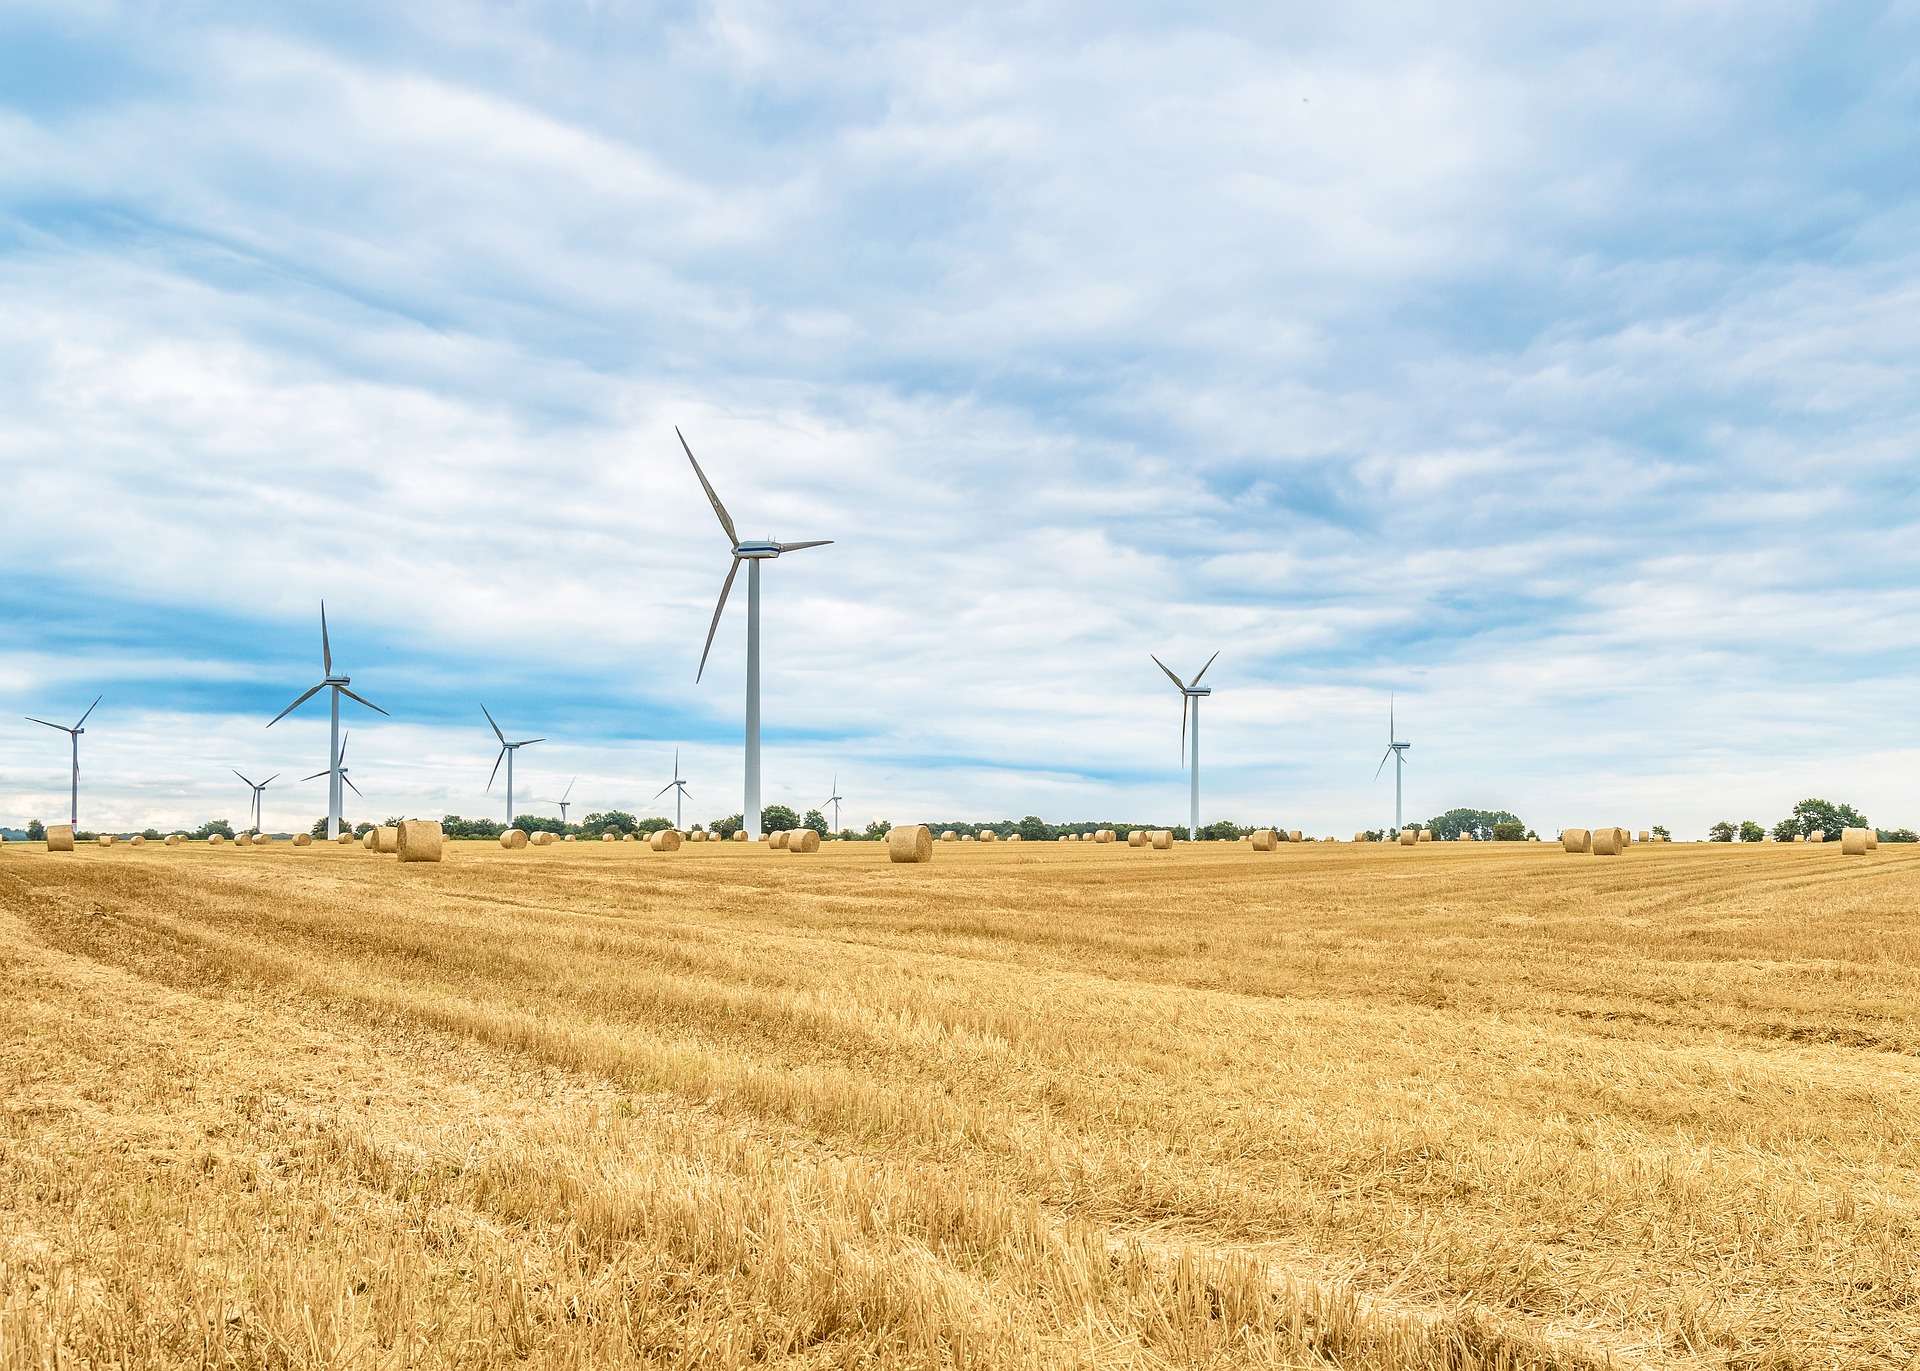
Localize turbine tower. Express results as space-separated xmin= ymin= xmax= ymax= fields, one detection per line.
xmin=1151 ymin=652 xmax=1218 ymax=842
xmin=268 ymin=604 xmax=387 ymax=841
xmin=25 ymin=695 xmax=100 ymax=828
xmin=482 ymin=705 xmax=544 ymax=828
xmin=653 ymin=749 xmax=691 ymax=831
xmin=1373 ymin=694 xmax=1412 ymax=833
xmin=679 ymin=426 xmax=832 ymax=841
xmin=232 ymin=770 xmax=279 ymax=836
xmin=303 ymin=732 xmax=364 ymax=810
xmin=547 ymin=777 xmax=577 ymax=825
xmin=823 ymin=773 xmax=844 ymax=834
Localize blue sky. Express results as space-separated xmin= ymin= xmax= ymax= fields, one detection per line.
xmin=3 ymin=1 xmax=1917 ymax=837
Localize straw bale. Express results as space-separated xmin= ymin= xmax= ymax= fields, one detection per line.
xmin=887 ymin=824 xmax=933 ymax=862
xmin=1127 ymin=831 xmax=1147 ymax=847
xmin=1150 ymin=830 xmax=1173 ymax=849
xmin=1250 ymin=829 xmax=1277 ymax=851
xmin=1592 ymin=827 xmax=1624 ymax=856
xmin=96 ymin=834 xmax=115 ymax=847
xmin=1007 ymin=834 xmax=1022 ymax=842
xmin=786 ymin=828 xmax=820 ymax=853
xmin=770 ymin=830 xmax=791 ymax=849
xmin=1637 ymin=831 xmax=1650 ymax=843
xmin=129 ymin=835 xmax=145 ymax=847
xmin=361 ymin=831 xmax=376 ymax=850
xmin=165 ymin=834 xmax=183 ymax=847
xmin=397 ymin=819 xmax=444 ymax=863
xmin=253 ymin=834 xmax=272 ymax=846
xmin=1094 ymin=829 xmax=1116 ymax=844
xmin=979 ymin=830 xmax=998 ymax=842
xmin=531 ymin=832 xmax=554 ymax=846
xmin=1808 ymin=829 xmax=1825 ymax=844
xmin=337 ymin=833 xmax=354 ymax=845
xmin=371 ymin=826 xmax=398 ymax=854
xmin=499 ymin=829 xmax=528 ymax=849
xmin=1842 ymin=827 xmax=1870 ymax=855
xmin=293 ymin=833 xmax=312 ymax=846
xmin=1417 ymin=830 xmax=1433 ymax=842
xmin=1868 ymin=831 xmax=1879 ymax=850
xmin=207 ymin=834 xmax=225 ymax=847
xmin=1399 ymin=828 xmax=1418 ymax=846
xmin=236 ymin=833 xmax=252 ymax=846
xmin=1353 ymin=832 xmax=1368 ymax=843
xmin=650 ymin=828 xmax=683 ymax=852
xmin=941 ymin=831 xmax=958 ymax=842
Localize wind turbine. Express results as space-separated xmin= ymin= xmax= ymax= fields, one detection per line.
xmin=545 ymin=777 xmax=577 ymax=825
xmin=268 ymin=603 xmax=387 ymax=841
xmin=1152 ymin=652 xmax=1218 ymax=842
xmin=652 ymin=749 xmax=691 ymax=831
xmin=303 ymin=732 xmax=364 ymax=808
xmin=25 ymin=695 xmax=100 ymax=828
xmin=482 ymin=704 xmax=543 ymax=828
xmin=1373 ymin=694 xmax=1412 ymax=834
xmin=823 ymin=773 xmax=844 ymax=834
xmin=678 ymin=426 xmax=832 ymax=841
xmin=232 ymin=770 xmax=279 ymax=836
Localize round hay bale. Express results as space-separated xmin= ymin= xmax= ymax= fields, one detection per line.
xmin=1250 ymin=829 xmax=1277 ymax=851
xmin=786 ymin=828 xmax=820 ymax=854
xmin=649 ymin=828 xmax=683 ymax=852
xmin=235 ymin=832 xmax=252 ymax=846
xmin=978 ymin=829 xmax=998 ymax=842
xmin=1457 ymin=833 xmax=1475 ymax=842
xmin=129 ymin=835 xmax=145 ymax=847
xmin=731 ymin=831 xmax=747 ymax=842
xmin=1398 ymin=828 xmax=1418 ymax=846
xmin=1561 ymin=828 xmax=1592 ymax=854
xmin=1592 ymin=828 xmax=1624 ymax=857
xmin=1868 ymin=831 xmax=1879 ymax=850
xmin=371 ymin=826 xmax=398 ymax=854
xmin=1353 ymin=832 xmax=1368 ymax=843
xmin=531 ymin=832 xmax=554 ymax=846
xmin=770 ymin=830 xmax=791 ymax=849
xmin=293 ymin=833 xmax=312 ymax=847
xmin=1417 ymin=830 xmax=1432 ymax=843
xmin=888 ymin=824 xmax=933 ymax=863
xmin=1637 ymin=830 xmax=1650 ymax=843
xmin=689 ymin=830 xmax=706 ymax=843
xmin=961 ymin=834 xmax=975 ymax=842
xmin=1126 ymin=831 xmax=1147 ymax=847
xmin=1288 ymin=830 xmax=1302 ymax=843
xmin=500 ymin=829 xmax=529 ymax=850
xmin=1150 ymin=830 xmax=1173 ymax=850
xmin=1808 ymin=829 xmax=1826 ymax=844
xmin=1792 ymin=834 xmax=1806 ymax=843
xmin=1093 ymin=829 xmax=1115 ymax=844
xmin=165 ymin=834 xmax=184 ymax=847
xmin=1007 ymin=833 xmax=1022 ymax=842
xmin=207 ymin=834 xmax=225 ymax=847
xmin=397 ymin=819 xmax=444 ymax=863
xmin=1842 ymin=827 xmax=1870 ymax=855
xmin=941 ymin=831 xmax=958 ymax=843
xmin=563 ymin=834 xmax=577 ymax=842
xmin=336 ymin=832 xmax=355 ymax=845
xmin=1057 ymin=835 xmax=1070 ymax=843
xmin=361 ymin=831 xmax=376 ymax=850
xmin=253 ymin=834 xmax=272 ymax=847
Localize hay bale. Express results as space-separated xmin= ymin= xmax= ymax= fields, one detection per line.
xmin=1792 ymin=834 xmax=1806 ymax=843
xmin=1868 ymin=831 xmax=1879 ymax=850
xmin=236 ymin=832 xmax=252 ymax=846
xmin=396 ymin=819 xmax=443 ymax=863
xmin=1842 ymin=827 xmax=1870 ymax=855
xmin=337 ymin=832 xmax=355 ymax=845
xmin=770 ymin=830 xmax=791 ymax=849
xmin=129 ymin=835 xmax=145 ymax=847
xmin=1592 ymin=828 xmax=1624 ymax=856
xmin=1355 ymin=833 xmax=1370 ymax=842
xmin=888 ymin=824 xmax=933 ymax=863
xmin=1457 ymin=833 xmax=1474 ymax=842
xmin=208 ymin=834 xmax=225 ymax=847
xmin=1637 ymin=830 xmax=1650 ymax=844
xmin=253 ymin=834 xmax=272 ymax=846
xmin=1150 ymin=830 xmax=1173 ymax=850
xmin=165 ymin=834 xmax=183 ymax=847
xmin=1057 ymin=835 xmax=1070 ymax=843
xmin=649 ymin=828 xmax=683 ymax=852
xmin=1398 ymin=828 xmax=1418 ymax=846
xmin=1007 ymin=834 xmax=1021 ymax=842
xmin=500 ymin=829 xmax=528 ymax=849
xmin=1560 ymin=828 xmax=1591 ymax=853
xmin=731 ymin=831 xmax=747 ymax=842
xmin=371 ymin=826 xmax=398 ymax=854
xmin=1417 ymin=830 xmax=1432 ymax=843
xmin=1250 ymin=829 xmax=1277 ymax=851
xmin=361 ymin=831 xmax=376 ymax=850
xmin=1127 ymin=831 xmax=1147 ymax=847
xmin=96 ymin=834 xmax=115 ymax=847
xmin=979 ymin=829 xmax=998 ymax=842
xmin=1094 ymin=829 xmax=1116 ymax=844
xmin=293 ymin=833 xmax=312 ymax=847
xmin=941 ymin=831 xmax=958 ymax=843
xmin=786 ymin=828 xmax=820 ymax=854
xmin=689 ymin=830 xmax=706 ymax=843
xmin=961 ymin=834 xmax=975 ymax=842
xmin=1808 ymin=829 xmax=1826 ymax=844
xmin=531 ymin=832 xmax=554 ymax=846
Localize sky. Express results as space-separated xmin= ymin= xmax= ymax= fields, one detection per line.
xmin=2 ymin=1 xmax=1917 ymax=839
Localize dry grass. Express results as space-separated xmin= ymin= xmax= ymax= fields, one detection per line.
xmin=4 ymin=839 xmax=1919 ymax=1368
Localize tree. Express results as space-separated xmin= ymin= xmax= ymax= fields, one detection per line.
xmin=1879 ymin=828 xmax=1918 ymax=844
xmin=190 ymin=818 xmax=235 ymax=840
xmin=802 ymin=808 xmax=830 ymax=837
xmin=1708 ymin=821 xmax=1736 ymax=843
xmin=1200 ymin=819 xmax=1243 ymax=840
xmin=1776 ymin=798 xmax=1868 ymax=842
xmin=1423 ymin=808 xmax=1524 ymax=842
xmin=514 ymin=814 xmax=568 ymax=835
xmin=863 ymin=819 xmax=892 ymax=840
xmin=353 ymin=821 xmax=375 ymax=838
xmin=710 ymin=814 xmax=743 ymax=838
xmin=1738 ymin=820 xmax=1765 ymax=843
xmin=140 ymin=828 xmax=163 ymax=841
xmin=440 ymin=815 xmax=506 ymax=839
xmin=1016 ymin=815 xmax=1050 ymax=842
xmin=1490 ymin=820 xmax=1526 ymax=842
xmin=25 ymin=820 xmax=44 ymax=841
xmin=1651 ymin=826 xmax=1671 ymax=841
xmin=761 ymin=805 xmax=800 ymax=833
xmin=580 ymin=810 xmax=640 ymax=837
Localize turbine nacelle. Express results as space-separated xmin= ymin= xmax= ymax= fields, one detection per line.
xmin=733 ymin=541 xmax=783 ymax=560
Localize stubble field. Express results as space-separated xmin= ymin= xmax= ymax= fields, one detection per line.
xmin=3 ymin=837 xmax=1918 ymax=1369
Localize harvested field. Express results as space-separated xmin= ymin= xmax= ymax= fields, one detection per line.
xmin=3 ymin=839 xmax=1919 ymax=1368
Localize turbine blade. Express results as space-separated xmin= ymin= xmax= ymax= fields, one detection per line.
xmin=514 ymin=738 xmax=544 ymax=747
xmin=481 ymin=703 xmax=506 ymax=745
xmin=487 ymin=745 xmax=506 ymax=792
xmin=775 ymin=539 xmax=832 ymax=553
xmin=1180 ymin=694 xmax=1189 ymax=765
xmin=1189 ymin=652 xmax=1219 ymax=687
xmin=73 ymin=694 xmax=102 ymax=729
xmin=1373 ymin=749 xmax=1391 ymax=781
xmin=267 ymin=682 xmax=326 ymax=727
xmin=677 ymin=426 xmax=739 ymax=545
xmin=336 ymin=686 xmax=388 ymax=716
xmin=302 ymin=768 xmax=330 ymax=783
xmin=342 ymin=773 xmax=364 ymax=799
xmin=338 ymin=732 xmax=349 ymax=765
xmin=1150 ymin=654 xmax=1186 ymax=691
xmin=261 ymin=774 xmax=278 ymax=788
xmin=562 ymin=777 xmax=576 ymax=801
xmin=652 ymin=782 xmax=676 ymax=800
xmin=25 ymin=717 xmax=67 ymax=732
xmin=696 ymin=557 xmax=742 ymax=683
xmin=1389 ymin=693 xmax=1395 ymax=741
xmin=321 ymin=602 xmax=333 ymax=677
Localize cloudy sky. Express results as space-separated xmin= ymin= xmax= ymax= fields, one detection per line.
xmin=2 ymin=1 xmax=1917 ymax=838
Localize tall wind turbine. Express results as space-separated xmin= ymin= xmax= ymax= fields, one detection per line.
xmin=483 ymin=704 xmax=543 ymax=828
xmin=823 ymin=773 xmax=844 ymax=834
xmin=304 ymin=732 xmax=364 ymax=809
xmin=546 ymin=777 xmax=577 ymax=825
xmin=1151 ymin=652 xmax=1218 ymax=842
xmin=1373 ymin=694 xmax=1412 ymax=833
xmin=678 ymin=426 xmax=832 ymax=841
xmin=652 ymin=749 xmax=691 ymax=831
xmin=268 ymin=604 xmax=387 ymax=841
xmin=25 ymin=695 xmax=99 ymax=828
xmin=232 ymin=770 xmax=279 ymax=836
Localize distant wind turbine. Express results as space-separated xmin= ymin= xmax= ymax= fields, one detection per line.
xmin=483 ymin=704 xmax=543 ymax=827
xmin=303 ymin=732 xmax=364 ymax=808
xmin=545 ymin=777 xmax=578 ymax=825
xmin=268 ymin=603 xmax=387 ymax=841
xmin=25 ymin=694 xmax=100 ymax=828
xmin=1151 ymin=652 xmax=1219 ymax=842
xmin=678 ymin=426 xmax=832 ymax=841
xmin=652 ymin=750 xmax=691 ymax=830
xmin=1373 ymin=694 xmax=1412 ymax=833
xmin=232 ymin=770 xmax=279 ymax=836
xmin=823 ymin=773 xmax=844 ymax=834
